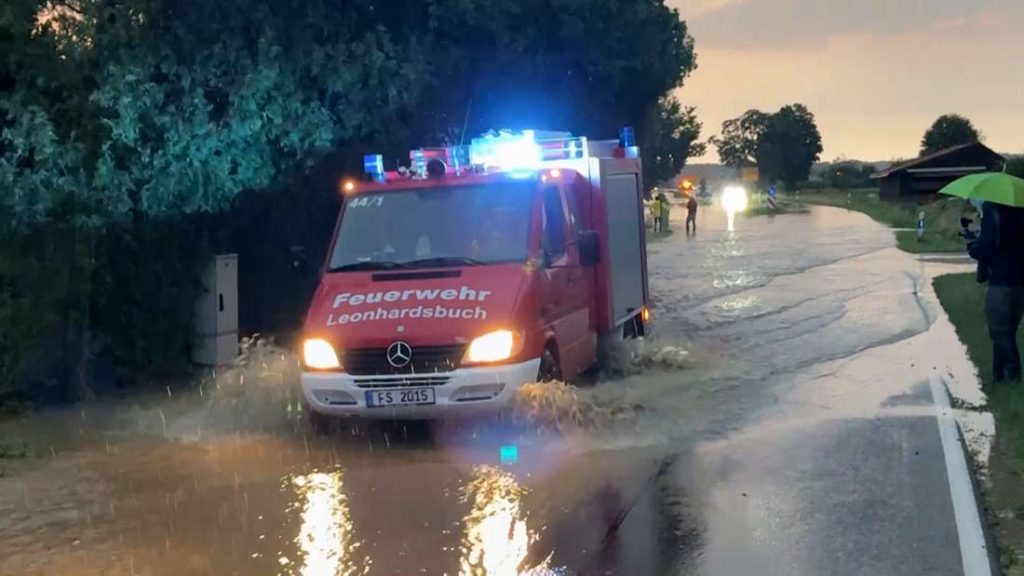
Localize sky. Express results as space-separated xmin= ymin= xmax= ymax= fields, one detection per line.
xmin=669 ymin=0 xmax=1024 ymax=163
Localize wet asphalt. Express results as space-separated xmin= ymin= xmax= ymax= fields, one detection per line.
xmin=0 ymin=201 xmax=992 ymax=575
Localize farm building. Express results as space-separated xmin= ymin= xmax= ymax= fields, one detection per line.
xmin=872 ymin=143 xmax=1005 ymax=201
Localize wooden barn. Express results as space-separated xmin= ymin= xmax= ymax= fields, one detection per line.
xmin=872 ymin=143 xmax=1005 ymax=201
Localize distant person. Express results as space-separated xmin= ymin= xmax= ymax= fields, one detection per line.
xmin=657 ymin=192 xmax=670 ymax=231
xmin=969 ymin=202 xmax=1024 ymax=383
xmin=650 ymin=197 xmax=663 ymax=233
xmin=685 ymin=195 xmax=698 ymax=235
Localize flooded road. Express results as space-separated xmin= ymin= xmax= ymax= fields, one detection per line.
xmin=1 ymin=203 xmax=993 ymax=575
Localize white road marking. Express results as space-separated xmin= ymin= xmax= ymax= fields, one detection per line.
xmin=929 ymin=376 xmax=992 ymax=576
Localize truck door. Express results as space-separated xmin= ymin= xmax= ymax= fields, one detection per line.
xmin=541 ymin=184 xmax=595 ymax=377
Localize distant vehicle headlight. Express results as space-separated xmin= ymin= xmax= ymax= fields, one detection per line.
xmin=722 ymin=186 xmax=749 ymax=213
xmin=464 ymin=330 xmax=519 ymax=364
xmin=303 ymin=338 xmax=341 ymax=370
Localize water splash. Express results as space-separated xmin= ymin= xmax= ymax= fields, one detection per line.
xmin=511 ymin=339 xmax=693 ymax=432
xmin=173 ymin=336 xmax=302 ymax=438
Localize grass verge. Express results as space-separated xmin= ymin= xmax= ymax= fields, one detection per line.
xmin=800 ymin=189 xmax=969 ymax=254
xmin=934 ymin=273 xmax=1024 ymax=572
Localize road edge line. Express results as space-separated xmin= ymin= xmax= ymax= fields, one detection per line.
xmin=929 ymin=375 xmax=993 ymax=576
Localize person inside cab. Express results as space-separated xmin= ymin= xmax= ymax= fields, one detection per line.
xmin=470 ymin=204 xmax=528 ymax=262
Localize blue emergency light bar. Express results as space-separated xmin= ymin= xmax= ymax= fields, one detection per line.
xmin=364 ymin=128 xmax=628 ymax=182
xmin=469 ymin=130 xmax=589 ymax=173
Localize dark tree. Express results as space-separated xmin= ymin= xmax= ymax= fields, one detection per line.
xmin=920 ymin=114 xmax=981 ymax=156
xmin=825 ymin=160 xmax=875 ymax=189
xmin=755 ymin=104 xmax=823 ymax=188
xmin=710 ymin=110 xmax=769 ymax=170
xmin=643 ymin=96 xmax=705 ymax=185
xmin=403 ymin=0 xmax=701 ymax=182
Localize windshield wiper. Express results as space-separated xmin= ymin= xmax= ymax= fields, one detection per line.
xmin=402 ymin=256 xmax=486 ymax=269
xmin=331 ymin=261 xmax=409 ymax=272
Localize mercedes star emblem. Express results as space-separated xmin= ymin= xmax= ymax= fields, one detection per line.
xmin=386 ymin=341 xmax=412 ymax=368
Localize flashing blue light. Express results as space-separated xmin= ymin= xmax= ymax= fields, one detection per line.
xmin=471 ymin=130 xmax=542 ymax=172
xmin=620 ymin=126 xmax=636 ymax=148
xmin=410 ymin=149 xmax=427 ymax=176
xmin=499 ymin=444 xmax=519 ymax=464
xmin=364 ymin=154 xmax=385 ymax=182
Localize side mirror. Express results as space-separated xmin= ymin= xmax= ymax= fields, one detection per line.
xmin=578 ymin=230 xmax=601 ymax=267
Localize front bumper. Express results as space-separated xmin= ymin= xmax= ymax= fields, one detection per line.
xmin=301 ymin=358 xmax=541 ymax=420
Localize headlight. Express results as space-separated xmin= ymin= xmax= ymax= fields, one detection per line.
xmin=303 ymin=338 xmax=341 ymax=370
xmin=721 ymin=186 xmax=748 ymax=212
xmin=464 ymin=330 xmax=519 ymax=364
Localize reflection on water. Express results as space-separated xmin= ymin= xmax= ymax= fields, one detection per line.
xmin=711 ymin=270 xmax=757 ymax=289
xmin=281 ymin=471 xmax=366 ymax=576
xmin=459 ymin=466 xmax=551 ymax=576
xmin=718 ymin=295 xmax=758 ymax=312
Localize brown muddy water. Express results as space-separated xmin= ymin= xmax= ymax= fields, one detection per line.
xmin=0 ymin=204 xmax=998 ymax=576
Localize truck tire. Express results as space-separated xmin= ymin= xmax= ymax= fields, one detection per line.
xmin=537 ymin=348 xmax=562 ymax=383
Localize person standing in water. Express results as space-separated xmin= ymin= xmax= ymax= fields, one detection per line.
xmin=685 ymin=195 xmax=698 ymax=235
xmin=650 ymin=196 xmax=663 ymax=233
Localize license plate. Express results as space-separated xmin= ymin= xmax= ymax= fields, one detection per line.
xmin=365 ymin=388 xmax=436 ymax=408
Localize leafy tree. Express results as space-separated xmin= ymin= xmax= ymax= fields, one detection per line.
xmin=824 ymin=160 xmax=875 ymax=189
xmin=754 ymin=104 xmax=822 ymax=188
xmin=643 ymin=96 xmax=705 ymax=185
xmin=710 ymin=110 xmax=769 ymax=170
xmin=920 ymin=114 xmax=981 ymax=156
xmin=396 ymin=0 xmax=700 ymax=183
xmin=1 ymin=0 xmax=420 ymax=400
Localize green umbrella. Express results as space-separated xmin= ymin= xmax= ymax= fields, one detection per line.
xmin=939 ymin=172 xmax=1024 ymax=207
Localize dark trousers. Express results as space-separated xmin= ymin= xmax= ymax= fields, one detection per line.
xmin=686 ymin=213 xmax=696 ymax=233
xmin=985 ymin=285 xmax=1024 ymax=382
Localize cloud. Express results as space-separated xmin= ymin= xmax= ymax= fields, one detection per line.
xmin=677 ymin=19 xmax=1024 ymax=161
xmin=678 ymin=0 xmax=1021 ymax=49
xmin=670 ymin=0 xmax=745 ymax=18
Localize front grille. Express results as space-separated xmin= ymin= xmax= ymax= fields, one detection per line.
xmin=342 ymin=345 xmax=465 ymax=376
xmin=353 ymin=376 xmax=450 ymax=389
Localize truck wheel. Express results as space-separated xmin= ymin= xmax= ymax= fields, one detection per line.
xmin=537 ymin=348 xmax=562 ymax=383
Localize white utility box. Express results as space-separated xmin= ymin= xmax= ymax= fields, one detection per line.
xmin=192 ymin=254 xmax=239 ymax=366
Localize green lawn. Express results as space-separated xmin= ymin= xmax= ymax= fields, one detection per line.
xmin=895 ymin=230 xmax=966 ymax=254
xmin=799 ymin=189 xmax=969 ymax=254
xmin=933 ymin=274 xmax=1024 ymax=458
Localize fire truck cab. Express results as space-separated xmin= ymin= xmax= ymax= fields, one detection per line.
xmin=300 ymin=129 xmax=650 ymax=420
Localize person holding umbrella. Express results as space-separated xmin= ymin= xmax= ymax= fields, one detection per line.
xmin=943 ymin=172 xmax=1024 ymax=383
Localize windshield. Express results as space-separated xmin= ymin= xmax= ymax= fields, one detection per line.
xmin=328 ymin=182 xmax=534 ymax=271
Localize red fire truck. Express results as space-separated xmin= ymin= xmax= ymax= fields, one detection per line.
xmin=300 ymin=129 xmax=650 ymax=421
